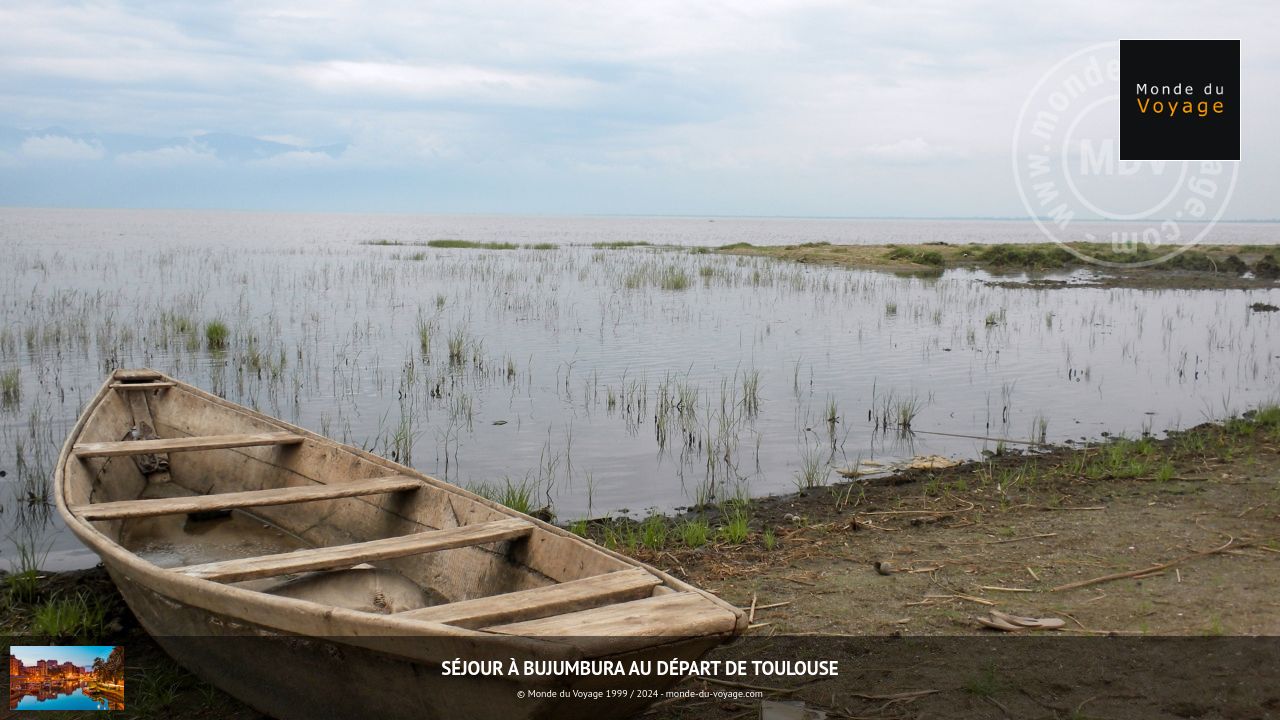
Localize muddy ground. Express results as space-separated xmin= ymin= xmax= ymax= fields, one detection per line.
xmin=3 ymin=413 xmax=1278 ymax=719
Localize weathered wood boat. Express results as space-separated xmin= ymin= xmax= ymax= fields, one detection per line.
xmin=56 ymin=369 xmax=745 ymax=719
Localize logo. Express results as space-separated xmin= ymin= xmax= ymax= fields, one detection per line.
xmin=1012 ymin=42 xmax=1239 ymax=268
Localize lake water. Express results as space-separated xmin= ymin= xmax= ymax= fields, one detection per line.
xmin=1 ymin=208 xmax=1277 ymax=569
xmin=10 ymin=685 xmax=111 ymax=710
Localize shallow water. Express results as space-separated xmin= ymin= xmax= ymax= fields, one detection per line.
xmin=10 ymin=685 xmax=113 ymax=710
xmin=1 ymin=209 xmax=1277 ymax=569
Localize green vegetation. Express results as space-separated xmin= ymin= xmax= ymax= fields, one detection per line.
xmin=447 ymin=327 xmax=467 ymax=365
xmin=469 ymin=477 xmax=537 ymax=515
xmin=591 ymin=240 xmax=653 ymax=249
xmin=526 ymin=242 xmax=558 ymax=250
xmin=717 ymin=502 xmax=751 ymax=544
xmin=677 ymin=517 xmax=710 ymax=548
xmin=977 ymin=244 xmax=1073 ymax=269
xmin=1 ymin=366 xmax=19 ymax=407
xmin=426 ymin=239 xmax=519 ymax=249
xmin=795 ymin=443 xmax=829 ymax=489
xmin=639 ymin=514 xmax=668 ymax=551
xmin=1256 ymin=253 xmax=1280 ymax=279
xmin=204 ymin=320 xmax=229 ymax=349
xmin=416 ymin=315 xmax=433 ymax=355
xmin=886 ymin=245 xmax=945 ymax=267
xmin=31 ymin=592 xmax=110 ymax=641
xmin=659 ymin=266 xmax=691 ymax=290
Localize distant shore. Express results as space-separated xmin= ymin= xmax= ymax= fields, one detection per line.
xmin=714 ymin=240 xmax=1280 ymax=289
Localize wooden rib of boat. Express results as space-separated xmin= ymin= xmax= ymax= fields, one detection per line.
xmin=56 ymin=369 xmax=746 ymax=720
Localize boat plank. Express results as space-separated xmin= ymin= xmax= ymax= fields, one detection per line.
xmin=176 ymin=518 xmax=534 ymax=583
xmin=72 ymin=475 xmax=424 ymax=520
xmin=113 ymin=369 xmax=163 ymax=381
xmin=74 ymin=431 xmax=303 ymax=458
xmin=110 ymin=381 xmax=176 ymax=389
xmin=483 ymin=592 xmax=738 ymax=641
xmin=398 ymin=568 xmax=661 ymax=628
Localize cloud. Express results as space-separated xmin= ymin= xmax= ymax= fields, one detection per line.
xmin=247 ymin=149 xmax=336 ymax=168
xmin=114 ymin=144 xmax=220 ymax=167
xmin=292 ymin=61 xmax=599 ymax=107
xmin=20 ymin=134 xmax=104 ymax=160
xmin=0 ymin=1 xmax=1276 ymax=215
xmin=860 ymin=138 xmax=967 ymax=164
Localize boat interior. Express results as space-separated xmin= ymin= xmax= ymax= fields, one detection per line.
xmin=63 ymin=370 xmax=740 ymax=641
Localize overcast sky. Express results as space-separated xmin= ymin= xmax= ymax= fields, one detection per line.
xmin=1 ymin=1 xmax=1277 ymax=217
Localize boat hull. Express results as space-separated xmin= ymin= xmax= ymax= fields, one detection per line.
xmin=56 ymin=371 xmax=742 ymax=720
xmin=109 ymin=562 xmax=720 ymax=720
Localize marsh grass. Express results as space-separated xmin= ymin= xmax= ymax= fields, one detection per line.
xmin=885 ymin=246 xmax=945 ymax=267
xmin=204 ymin=320 xmax=229 ymax=349
xmin=5 ymin=529 xmax=52 ymax=603
xmin=426 ymin=239 xmax=519 ymax=250
xmin=591 ymin=241 xmax=652 ymax=249
xmin=639 ymin=514 xmax=668 ymax=550
xmin=677 ymin=517 xmax=710 ymax=548
xmin=795 ymin=442 xmax=829 ymax=489
xmin=416 ymin=315 xmax=433 ymax=355
xmin=0 ymin=367 xmax=19 ymax=408
xmin=470 ymin=477 xmax=537 ymax=515
xmin=717 ymin=502 xmax=750 ymax=544
xmin=659 ymin=266 xmax=691 ymax=290
xmin=31 ymin=591 xmax=110 ymax=641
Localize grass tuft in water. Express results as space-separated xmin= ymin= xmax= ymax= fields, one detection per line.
xmin=204 ymin=320 xmax=229 ymax=349
xmin=1 ymin=367 xmax=19 ymax=408
xmin=426 ymin=239 xmax=519 ymax=250
xmin=470 ymin=477 xmax=537 ymax=515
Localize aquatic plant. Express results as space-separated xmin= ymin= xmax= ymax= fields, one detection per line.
xmin=794 ymin=442 xmax=829 ymax=489
xmin=0 ymin=367 xmax=19 ymax=408
xmin=470 ymin=478 xmax=536 ymax=515
xmin=426 ymin=239 xmax=519 ymax=250
xmin=204 ymin=320 xmax=230 ymax=349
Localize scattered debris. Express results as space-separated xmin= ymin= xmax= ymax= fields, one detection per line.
xmin=906 ymin=454 xmax=961 ymax=470
xmin=977 ymin=609 xmax=1065 ymax=631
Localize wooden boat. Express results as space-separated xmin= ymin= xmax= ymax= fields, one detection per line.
xmin=56 ymin=369 xmax=745 ymax=719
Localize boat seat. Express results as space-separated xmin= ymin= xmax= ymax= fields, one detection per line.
xmin=73 ymin=431 xmax=303 ymax=458
xmin=110 ymin=381 xmax=176 ymax=389
xmin=174 ymin=518 xmax=535 ymax=583
xmin=482 ymin=593 xmax=739 ymax=652
xmin=397 ymin=567 xmax=662 ymax=628
xmin=71 ymin=475 xmax=424 ymax=520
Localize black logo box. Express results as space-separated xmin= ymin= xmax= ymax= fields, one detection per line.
xmin=1120 ymin=39 xmax=1239 ymax=161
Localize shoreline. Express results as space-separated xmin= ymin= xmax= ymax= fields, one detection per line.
xmin=2 ymin=406 xmax=1277 ymax=716
xmin=712 ymin=240 xmax=1280 ymax=290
